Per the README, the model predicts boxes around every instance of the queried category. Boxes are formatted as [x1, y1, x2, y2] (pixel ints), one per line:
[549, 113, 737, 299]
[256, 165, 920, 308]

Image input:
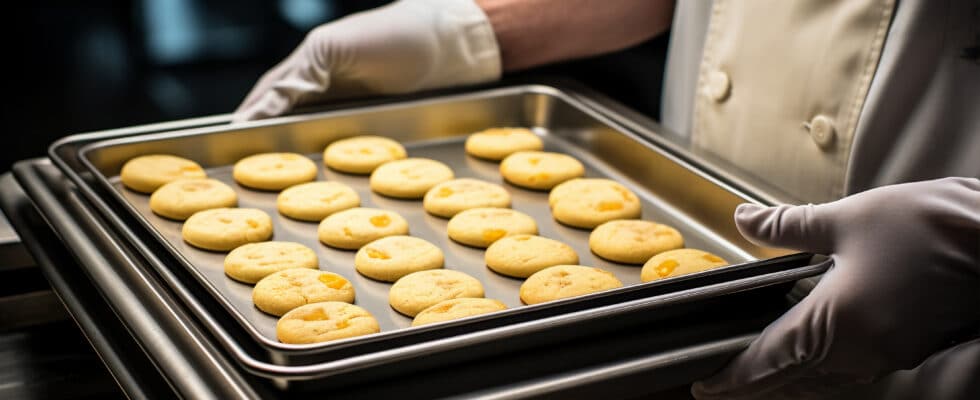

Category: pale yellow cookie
[120, 154, 206, 193]
[323, 135, 407, 174]
[589, 220, 684, 264]
[276, 302, 380, 344]
[447, 208, 538, 248]
[149, 178, 237, 220]
[253, 268, 355, 316]
[370, 158, 454, 199]
[182, 208, 273, 251]
[232, 152, 317, 191]
[465, 127, 544, 161]
[548, 178, 642, 229]
[423, 179, 511, 218]
[499, 151, 585, 190]
[277, 181, 360, 221]
[355, 236, 444, 282]
[317, 208, 409, 250]
[641, 249, 729, 282]
[485, 234, 579, 278]
[389, 270, 484, 317]
[411, 298, 507, 327]
[224, 241, 318, 284]
[520, 265, 623, 305]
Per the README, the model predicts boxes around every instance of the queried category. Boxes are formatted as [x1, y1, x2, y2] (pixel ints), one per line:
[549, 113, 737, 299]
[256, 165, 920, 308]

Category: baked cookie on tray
[548, 178, 642, 229]
[323, 135, 407, 174]
[446, 207, 538, 248]
[641, 249, 729, 282]
[411, 298, 507, 327]
[485, 234, 579, 278]
[276, 302, 380, 344]
[499, 151, 585, 190]
[181, 208, 273, 251]
[232, 152, 317, 191]
[149, 178, 237, 220]
[354, 236, 444, 282]
[369, 158, 454, 199]
[120, 154, 206, 193]
[423, 178, 511, 218]
[253, 268, 355, 316]
[318, 207, 409, 249]
[520, 265, 623, 305]
[464, 127, 544, 161]
[223, 241, 318, 284]
[589, 220, 684, 264]
[277, 181, 360, 221]
[389, 270, 485, 317]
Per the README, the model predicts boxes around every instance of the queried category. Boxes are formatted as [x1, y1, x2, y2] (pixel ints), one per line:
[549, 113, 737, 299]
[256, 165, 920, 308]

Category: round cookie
[411, 298, 507, 327]
[464, 127, 544, 161]
[389, 270, 485, 317]
[253, 269, 355, 316]
[641, 249, 729, 282]
[485, 234, 579, 278]
[355, 236, 444, 282]
[224, 241, 318, 284]
[499, 151, 585, 190]
[120, 154, 206, 193]
[446, 208, 538, 248]
[149, 178, 237, 220]
[370, 158, 454, 199]
[589, 220, 684, 264]
[277, 181, 360, 221]
[323, 135, 407, 174]
[548, 178, 642, 229]
[423, 178, 511, 218]
[276, 302, 380, 344]
[318, 208, 409, 250]
[232, 152, 317, 191]
[182, 208, 273, 251]
[520, 265, 623, 305]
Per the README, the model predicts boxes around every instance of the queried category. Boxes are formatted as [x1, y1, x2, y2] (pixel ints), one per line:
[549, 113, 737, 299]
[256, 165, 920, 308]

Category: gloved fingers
[734, 203, 836, 254]
[233, 44, 332, 122]
[236, 60, 293, 115]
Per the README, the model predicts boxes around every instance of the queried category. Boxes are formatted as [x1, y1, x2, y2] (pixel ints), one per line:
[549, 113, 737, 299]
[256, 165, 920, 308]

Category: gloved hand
[692, 177, 980, 399]
[234, 0, 500, 122]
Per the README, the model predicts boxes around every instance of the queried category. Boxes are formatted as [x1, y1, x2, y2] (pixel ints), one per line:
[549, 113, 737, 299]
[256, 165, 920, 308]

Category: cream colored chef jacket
[662, 0, 980, 204]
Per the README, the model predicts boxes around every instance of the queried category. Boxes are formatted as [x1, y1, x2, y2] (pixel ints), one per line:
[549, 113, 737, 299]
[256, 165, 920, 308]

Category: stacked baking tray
[48, 84, 829, 391]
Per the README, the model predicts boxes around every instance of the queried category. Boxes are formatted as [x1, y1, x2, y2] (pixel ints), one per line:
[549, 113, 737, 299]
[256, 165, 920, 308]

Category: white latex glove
[692, 177, 980, 399]
[234, 0, 500, 122]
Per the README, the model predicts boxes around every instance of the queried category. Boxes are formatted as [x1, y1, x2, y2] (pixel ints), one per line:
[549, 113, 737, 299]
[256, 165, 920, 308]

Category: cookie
[354, 236, 444, 282]
[520, 265, 623, 305]
[641, 249, 729, 282]
[370, 158, 454, 199]
[485, 234, 579, 278]
[149, 178, 237, 220]
[389, 270, 485, 317]
[120, 154, 206, 193]
[447, 208, 538, 248]
[548, 178, 642, 229]
[317, 208, 409, 249]
[499, 151, 585, 190]
[423, 178, 511, 218]
[276, 302, 380, 344]
[323, 135, 407, 174]
[224, 241, 318, 284]
[464, 127, 544, 161]
[411, 298, 507, 327]
[253, 268, 355, 316]
[277, 181, 360, 221]
[589, 220, 684, 264]
[181, 208, 273, 251]
[232, 152, 317, 191]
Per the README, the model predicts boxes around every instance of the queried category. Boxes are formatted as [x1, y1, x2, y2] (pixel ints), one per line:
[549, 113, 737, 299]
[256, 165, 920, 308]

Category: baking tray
[52, 84, 829, 383]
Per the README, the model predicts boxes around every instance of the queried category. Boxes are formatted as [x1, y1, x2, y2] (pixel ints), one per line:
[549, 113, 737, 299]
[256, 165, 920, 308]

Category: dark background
[1, 0, 667, 173]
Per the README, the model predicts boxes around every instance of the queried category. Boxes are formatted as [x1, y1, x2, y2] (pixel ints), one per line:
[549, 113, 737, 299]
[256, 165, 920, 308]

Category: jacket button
[706, 70, 731, 102]
[808, 115, 836, 149]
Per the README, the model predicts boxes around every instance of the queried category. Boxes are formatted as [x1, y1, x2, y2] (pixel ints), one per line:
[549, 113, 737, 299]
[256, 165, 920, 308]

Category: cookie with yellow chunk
[277, 181, 360, 221]
[181, 208, 273, 251]
[276, 302, 380, 344]
[253, 269, 355, 316]
[355, 236, 444, 282]
[465, 127, 544, 161]
[224, 241, 318, 284]
[423, 178, 511, 218]
[317, 208, 409, 249]
[323, 135, 407, 174]
[149, 178, 237, 220]
[485, 234, 579, 278]
[370, 158, 454, 199]
[548, 178, 642, 229]
[520, 265, 623, 305]
[499, 151, 585, 190]
[589, 220, 684, 264]
[411, 298, 507, 326]
[120, 154, 206, 193]
[233, 152, 317, 191]
[641, 249, 729, 282]
[447, 208, 538, 248]
[389, 270, 484, 317]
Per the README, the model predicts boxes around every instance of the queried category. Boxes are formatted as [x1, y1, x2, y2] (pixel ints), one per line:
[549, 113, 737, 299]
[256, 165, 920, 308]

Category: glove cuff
[411, 0, 502, 88]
